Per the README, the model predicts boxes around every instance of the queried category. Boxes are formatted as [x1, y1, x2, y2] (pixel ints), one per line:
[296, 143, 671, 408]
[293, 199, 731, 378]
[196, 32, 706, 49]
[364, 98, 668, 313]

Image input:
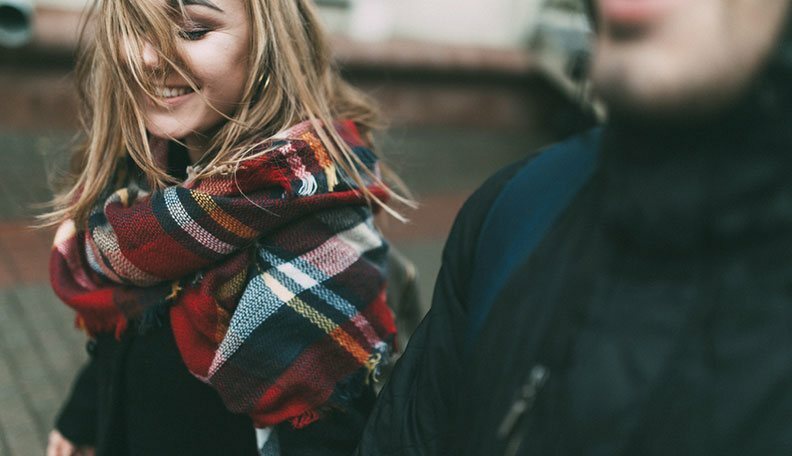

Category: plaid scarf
[50, 120, 396, 428]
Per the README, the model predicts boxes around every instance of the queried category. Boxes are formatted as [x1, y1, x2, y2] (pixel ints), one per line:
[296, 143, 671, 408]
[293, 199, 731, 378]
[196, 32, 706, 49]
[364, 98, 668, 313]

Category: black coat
[358, 108, 792, 455]
[56, 296, 375, 456]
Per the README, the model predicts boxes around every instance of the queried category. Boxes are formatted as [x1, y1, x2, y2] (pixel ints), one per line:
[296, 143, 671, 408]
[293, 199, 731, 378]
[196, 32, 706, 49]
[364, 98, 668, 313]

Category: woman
[45, 0, 402, 454]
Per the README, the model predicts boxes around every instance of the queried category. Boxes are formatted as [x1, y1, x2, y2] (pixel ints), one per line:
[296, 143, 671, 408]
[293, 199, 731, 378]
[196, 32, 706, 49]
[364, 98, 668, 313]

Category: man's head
[590, 0, 791, 121]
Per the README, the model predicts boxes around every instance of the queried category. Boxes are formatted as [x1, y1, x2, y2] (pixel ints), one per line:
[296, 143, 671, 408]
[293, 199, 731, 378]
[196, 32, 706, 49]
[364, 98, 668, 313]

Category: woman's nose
[142, 41, 160, 68]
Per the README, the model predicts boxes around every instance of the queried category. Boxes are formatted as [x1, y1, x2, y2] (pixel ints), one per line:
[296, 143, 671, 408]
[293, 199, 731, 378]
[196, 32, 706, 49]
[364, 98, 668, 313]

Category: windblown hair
[44, 0, 408, 226]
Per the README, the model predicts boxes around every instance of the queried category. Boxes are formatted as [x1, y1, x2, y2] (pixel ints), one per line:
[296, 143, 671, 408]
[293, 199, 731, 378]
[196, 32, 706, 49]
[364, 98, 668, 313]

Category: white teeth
[154, 86, 193, 98]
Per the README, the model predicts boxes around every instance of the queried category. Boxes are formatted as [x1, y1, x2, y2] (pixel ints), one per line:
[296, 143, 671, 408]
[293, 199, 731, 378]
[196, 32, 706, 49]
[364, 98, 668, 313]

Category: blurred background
[0, 0, 592, 453]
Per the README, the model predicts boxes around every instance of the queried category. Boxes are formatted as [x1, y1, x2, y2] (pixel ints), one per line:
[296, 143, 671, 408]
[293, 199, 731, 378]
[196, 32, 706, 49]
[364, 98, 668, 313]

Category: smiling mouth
[154, 86, 195, 99]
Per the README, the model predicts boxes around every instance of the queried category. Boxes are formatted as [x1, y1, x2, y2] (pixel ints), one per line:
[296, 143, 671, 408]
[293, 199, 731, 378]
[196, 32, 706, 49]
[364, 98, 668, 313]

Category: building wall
[33, 0, 546, 49]
[345, 0, 542, 48]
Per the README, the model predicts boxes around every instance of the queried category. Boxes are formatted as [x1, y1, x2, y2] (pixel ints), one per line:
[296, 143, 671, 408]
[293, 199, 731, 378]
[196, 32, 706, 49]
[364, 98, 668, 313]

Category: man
[358, 0, 792, 454]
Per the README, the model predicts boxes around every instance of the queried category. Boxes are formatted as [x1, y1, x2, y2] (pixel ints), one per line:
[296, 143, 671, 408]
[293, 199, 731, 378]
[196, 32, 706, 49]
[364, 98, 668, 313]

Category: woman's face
[139, 0, 251, 149]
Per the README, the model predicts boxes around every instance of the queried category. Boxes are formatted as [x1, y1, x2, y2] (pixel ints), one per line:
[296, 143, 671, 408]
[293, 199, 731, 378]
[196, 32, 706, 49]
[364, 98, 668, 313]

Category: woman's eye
[179, 28, 210, 41]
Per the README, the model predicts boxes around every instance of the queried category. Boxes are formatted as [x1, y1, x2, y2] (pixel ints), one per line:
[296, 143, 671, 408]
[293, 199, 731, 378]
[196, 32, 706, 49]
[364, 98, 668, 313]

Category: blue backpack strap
[465, 129, 602, 351]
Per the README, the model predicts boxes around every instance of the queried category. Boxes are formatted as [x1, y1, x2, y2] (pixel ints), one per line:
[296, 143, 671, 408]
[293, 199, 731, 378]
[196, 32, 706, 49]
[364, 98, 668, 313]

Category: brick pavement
[0, 284, 86, 456]
[0, 222, 86, 455]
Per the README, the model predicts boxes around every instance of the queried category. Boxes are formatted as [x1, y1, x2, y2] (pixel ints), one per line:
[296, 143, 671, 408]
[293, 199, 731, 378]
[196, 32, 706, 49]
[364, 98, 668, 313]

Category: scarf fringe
[75, 313, 129, 340]
[286, 343, 391, 430]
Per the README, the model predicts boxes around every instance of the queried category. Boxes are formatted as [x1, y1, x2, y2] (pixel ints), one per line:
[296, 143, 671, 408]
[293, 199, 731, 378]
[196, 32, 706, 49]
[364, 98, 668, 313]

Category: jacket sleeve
[55, 353, 98, 446]
[356, 160, 527, 455]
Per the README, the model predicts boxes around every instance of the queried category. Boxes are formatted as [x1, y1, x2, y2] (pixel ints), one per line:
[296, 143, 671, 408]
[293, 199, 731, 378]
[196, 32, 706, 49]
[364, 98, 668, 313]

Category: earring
[258, 73, 271, 91]
[253, 73, 272, 103]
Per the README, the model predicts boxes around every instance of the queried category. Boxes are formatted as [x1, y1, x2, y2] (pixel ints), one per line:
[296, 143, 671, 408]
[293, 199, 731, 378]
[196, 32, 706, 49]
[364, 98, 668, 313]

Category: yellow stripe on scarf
[191, 191, 258, 239]
[214, 305, 231, 344]
[217, 269, 248, 301]
[287, 297, 370, 365]
[263, 270, 369, 364]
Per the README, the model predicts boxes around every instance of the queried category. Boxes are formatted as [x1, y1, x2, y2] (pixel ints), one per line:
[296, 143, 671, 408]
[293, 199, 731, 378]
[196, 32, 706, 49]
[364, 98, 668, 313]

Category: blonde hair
[43, 0, 409, 226]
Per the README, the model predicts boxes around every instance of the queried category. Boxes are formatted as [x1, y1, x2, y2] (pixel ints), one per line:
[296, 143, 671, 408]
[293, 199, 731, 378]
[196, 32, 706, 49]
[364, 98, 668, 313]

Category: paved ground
[0, 124, 535, 454]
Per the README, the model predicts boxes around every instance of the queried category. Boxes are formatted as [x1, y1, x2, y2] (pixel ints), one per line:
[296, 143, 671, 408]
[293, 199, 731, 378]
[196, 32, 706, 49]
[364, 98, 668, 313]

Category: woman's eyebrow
[181, 0, 224, 12]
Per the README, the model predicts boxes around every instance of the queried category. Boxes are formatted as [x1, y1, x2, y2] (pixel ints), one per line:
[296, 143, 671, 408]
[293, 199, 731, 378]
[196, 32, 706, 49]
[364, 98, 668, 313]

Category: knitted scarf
[49, 120, 396, 428]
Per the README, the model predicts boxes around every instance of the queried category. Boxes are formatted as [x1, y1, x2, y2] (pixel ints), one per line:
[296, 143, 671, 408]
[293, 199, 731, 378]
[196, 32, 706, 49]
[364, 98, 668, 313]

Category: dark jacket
[56, 314, 376, 456]
[358, 97, 792, 454]
[356, 156, 539, 455]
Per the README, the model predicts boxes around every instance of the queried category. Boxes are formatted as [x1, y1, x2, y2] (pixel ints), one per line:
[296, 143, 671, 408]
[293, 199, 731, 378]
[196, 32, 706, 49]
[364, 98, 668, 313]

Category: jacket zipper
[497, 364, 550, 456]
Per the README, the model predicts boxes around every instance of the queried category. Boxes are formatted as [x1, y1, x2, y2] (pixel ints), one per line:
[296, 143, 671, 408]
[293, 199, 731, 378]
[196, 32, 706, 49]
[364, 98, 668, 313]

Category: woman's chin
[145, 121, 195, 141]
